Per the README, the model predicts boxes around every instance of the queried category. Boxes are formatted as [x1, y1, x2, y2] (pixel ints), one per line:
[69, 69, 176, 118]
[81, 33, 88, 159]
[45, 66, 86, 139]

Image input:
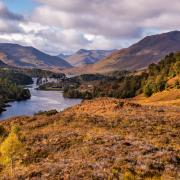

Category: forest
[64, 52, 180, 99]
[0, 69, 32, 113]
[0, 69, 33, 85]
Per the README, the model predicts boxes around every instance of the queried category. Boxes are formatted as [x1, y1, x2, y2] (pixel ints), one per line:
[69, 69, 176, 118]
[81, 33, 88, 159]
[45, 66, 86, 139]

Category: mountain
[61, 49, 116, 67]
[0, 43, 72, 70]
[68, 31, 180, 74]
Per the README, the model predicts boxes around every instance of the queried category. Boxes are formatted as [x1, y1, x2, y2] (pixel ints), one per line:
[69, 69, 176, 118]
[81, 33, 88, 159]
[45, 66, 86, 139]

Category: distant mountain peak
[58, 53, 70, 60]
[77, 49, 88, 53]
[63, 49, 116, 67]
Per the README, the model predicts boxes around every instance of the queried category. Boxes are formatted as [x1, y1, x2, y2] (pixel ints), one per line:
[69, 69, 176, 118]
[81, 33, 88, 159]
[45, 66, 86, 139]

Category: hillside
[133, 89, 180, 106]
[0, 97, 179, 179]
[61, 49, 116, 67]
[64, 31, 180, 74]
[0, 43, 72, 70]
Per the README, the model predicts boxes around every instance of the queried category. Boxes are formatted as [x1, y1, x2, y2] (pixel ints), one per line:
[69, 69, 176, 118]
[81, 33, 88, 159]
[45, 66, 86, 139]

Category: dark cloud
[0, 2, 25, 33]
[33, 0, 180, 39]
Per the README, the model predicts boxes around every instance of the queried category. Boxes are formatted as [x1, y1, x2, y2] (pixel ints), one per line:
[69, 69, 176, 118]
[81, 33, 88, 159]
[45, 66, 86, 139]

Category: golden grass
[0, 97, 179, 179]
[134, 89, 180, 106]
[167, 75, 180, 86]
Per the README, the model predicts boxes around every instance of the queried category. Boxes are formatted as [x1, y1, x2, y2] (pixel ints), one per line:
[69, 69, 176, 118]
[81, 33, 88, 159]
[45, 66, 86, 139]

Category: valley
[42, 52, 180, 101]
[1, 0, 180, 179]
[60, 49, 116, 67]
[0, 31, 179, 180]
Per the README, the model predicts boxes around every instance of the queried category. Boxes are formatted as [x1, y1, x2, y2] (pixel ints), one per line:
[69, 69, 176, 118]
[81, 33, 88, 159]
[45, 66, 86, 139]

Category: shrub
[0, 125, 7, 137]
[124, 171, 136, 180]
[174, 80, 180, 89]
[35, 110, 58, 116]
[144, 83, 153, 97]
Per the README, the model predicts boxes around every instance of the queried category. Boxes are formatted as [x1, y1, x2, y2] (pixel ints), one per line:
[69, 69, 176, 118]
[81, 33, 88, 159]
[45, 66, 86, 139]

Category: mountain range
[60, 49, 116, 67]
[64, 31, 180, 74]
[0, 31, 180, 74]
[0, 43, 72, 70]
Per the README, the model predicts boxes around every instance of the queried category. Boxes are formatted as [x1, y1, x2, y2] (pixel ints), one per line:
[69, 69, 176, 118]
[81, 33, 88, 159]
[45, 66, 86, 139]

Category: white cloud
[84, 34, 95, 41]
[19, 22, 49, 33]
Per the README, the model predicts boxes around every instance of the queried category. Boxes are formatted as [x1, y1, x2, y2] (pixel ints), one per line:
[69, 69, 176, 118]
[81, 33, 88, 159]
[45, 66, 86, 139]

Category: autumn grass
[0, 97, 179, 179]
[134, 89, 180, 106]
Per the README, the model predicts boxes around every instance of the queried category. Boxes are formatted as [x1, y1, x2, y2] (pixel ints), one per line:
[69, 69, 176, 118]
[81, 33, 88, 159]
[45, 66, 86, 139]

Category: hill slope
[133, 89, 180, 106]
[62, 49, 116, 67]
[0, 98, 179, 179]
[0, 43, 72, 70]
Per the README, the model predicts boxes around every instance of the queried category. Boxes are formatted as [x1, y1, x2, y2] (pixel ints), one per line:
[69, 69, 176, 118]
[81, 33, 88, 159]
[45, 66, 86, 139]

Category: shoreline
[0, 97, 31, 115]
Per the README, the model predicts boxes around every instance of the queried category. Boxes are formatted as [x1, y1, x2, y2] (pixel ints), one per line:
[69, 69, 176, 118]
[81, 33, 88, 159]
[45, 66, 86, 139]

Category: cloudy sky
[0, 0, 180, 55]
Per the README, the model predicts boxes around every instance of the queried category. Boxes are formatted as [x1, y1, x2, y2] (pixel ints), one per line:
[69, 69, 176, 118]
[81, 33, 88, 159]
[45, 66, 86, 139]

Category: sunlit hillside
[0, 98, 179, 179]
[134, 88, 180, 106]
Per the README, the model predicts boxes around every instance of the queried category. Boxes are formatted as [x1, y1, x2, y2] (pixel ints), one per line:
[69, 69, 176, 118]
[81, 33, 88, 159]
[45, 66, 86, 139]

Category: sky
[4, 0, 37, 13]
[0, 0, 180, 55]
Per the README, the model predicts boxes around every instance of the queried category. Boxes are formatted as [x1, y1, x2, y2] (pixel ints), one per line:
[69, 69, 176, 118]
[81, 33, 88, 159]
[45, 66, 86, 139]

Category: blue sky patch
[4, 0, 37, 13]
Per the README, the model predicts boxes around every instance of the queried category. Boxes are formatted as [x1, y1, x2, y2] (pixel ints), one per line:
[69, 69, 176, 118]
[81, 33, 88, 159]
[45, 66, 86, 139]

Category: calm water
[0, 83, 81, 120]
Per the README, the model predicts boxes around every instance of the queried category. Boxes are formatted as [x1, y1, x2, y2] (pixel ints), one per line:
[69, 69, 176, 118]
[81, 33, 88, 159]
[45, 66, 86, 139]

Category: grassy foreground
[0, 97, 179, 179]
